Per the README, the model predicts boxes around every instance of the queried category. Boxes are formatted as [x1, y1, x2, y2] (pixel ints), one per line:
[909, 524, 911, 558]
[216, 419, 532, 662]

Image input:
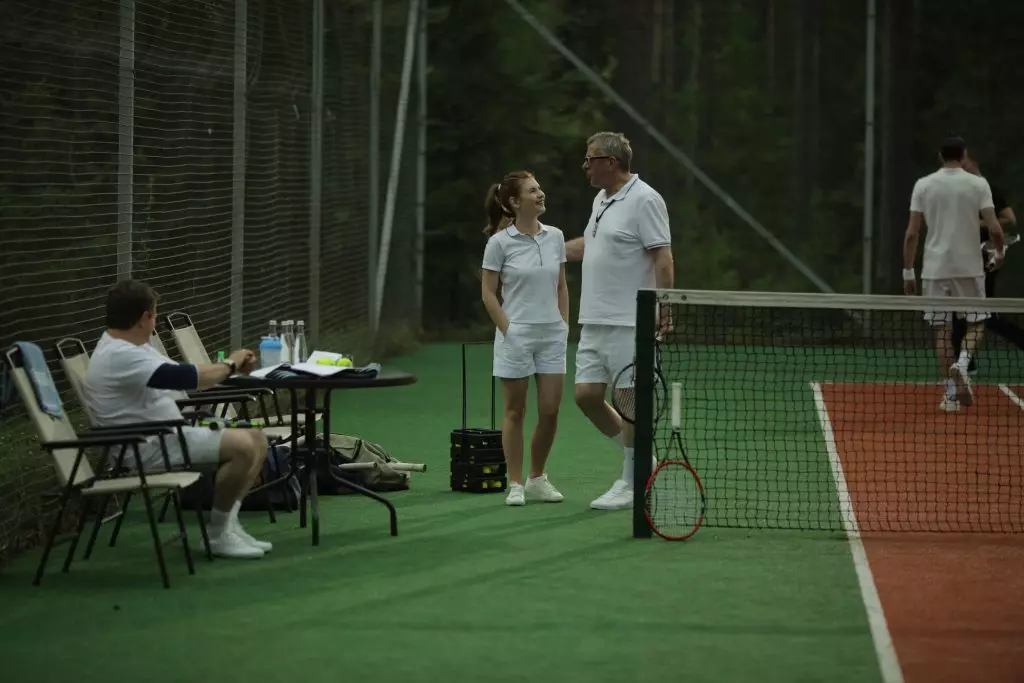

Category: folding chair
[55, 337, 288, 522]
[5, 343, 208, 589]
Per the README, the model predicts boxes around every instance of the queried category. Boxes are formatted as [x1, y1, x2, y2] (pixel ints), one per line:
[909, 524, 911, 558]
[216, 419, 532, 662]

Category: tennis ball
[315, 358, 336, 366]
[335, 357, 354, 368]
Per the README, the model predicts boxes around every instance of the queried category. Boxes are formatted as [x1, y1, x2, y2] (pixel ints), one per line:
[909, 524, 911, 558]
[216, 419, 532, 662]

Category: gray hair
[587, 131, 632, 171]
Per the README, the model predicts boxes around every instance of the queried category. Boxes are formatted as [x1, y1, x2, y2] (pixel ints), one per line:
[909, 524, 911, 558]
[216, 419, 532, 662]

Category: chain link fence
[0, 0, 422, 565]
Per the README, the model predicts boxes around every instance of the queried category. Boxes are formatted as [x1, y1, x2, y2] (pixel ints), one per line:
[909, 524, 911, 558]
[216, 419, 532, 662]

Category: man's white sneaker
[209, 529, 265, 559]
[233, 522, 273, 552]
[590, 479, 633, 510]
[525, 474, 564, 503]
[949, 363, 974, 406]
[939, 396, 960, 413]
[505, 482, 525, 506]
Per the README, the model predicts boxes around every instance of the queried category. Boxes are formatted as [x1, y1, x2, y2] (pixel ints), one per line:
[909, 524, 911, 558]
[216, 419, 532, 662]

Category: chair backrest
[166, 312, 211, 365]
[4, 346, 95, 487]
[56, 338, 96, 425]
[149, 329, 171, 358]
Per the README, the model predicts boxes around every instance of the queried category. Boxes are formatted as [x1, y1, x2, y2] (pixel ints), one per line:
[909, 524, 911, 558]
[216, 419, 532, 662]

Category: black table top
[223, 367, 417, 391]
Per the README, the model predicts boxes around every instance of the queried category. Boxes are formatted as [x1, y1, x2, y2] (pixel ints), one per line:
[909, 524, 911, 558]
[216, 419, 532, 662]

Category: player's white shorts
[574, 324, 636, 389]
[115, 426, 225, 473]
[493, 320, 568, 379]
[921, 276, 989, 326]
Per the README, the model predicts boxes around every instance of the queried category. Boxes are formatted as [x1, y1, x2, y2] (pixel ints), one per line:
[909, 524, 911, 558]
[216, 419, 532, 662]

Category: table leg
[306, 387, 320, 546]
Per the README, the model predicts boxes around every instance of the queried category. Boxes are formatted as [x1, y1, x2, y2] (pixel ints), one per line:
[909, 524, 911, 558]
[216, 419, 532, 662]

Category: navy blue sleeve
[147, 363, 199, 391]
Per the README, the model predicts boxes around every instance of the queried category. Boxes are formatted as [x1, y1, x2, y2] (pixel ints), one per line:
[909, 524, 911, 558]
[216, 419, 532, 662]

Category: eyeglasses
[583, 155, 613, 166]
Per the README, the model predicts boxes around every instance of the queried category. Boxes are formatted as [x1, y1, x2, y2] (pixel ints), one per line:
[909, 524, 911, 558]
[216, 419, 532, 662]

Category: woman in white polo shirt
[480, 170, 569, 506]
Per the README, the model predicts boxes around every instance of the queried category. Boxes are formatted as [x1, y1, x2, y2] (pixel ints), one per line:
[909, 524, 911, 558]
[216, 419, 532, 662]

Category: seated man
[85, 279, 272, 560]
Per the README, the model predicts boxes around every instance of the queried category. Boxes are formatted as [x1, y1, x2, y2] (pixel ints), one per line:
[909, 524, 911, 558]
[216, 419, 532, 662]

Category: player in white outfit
[564, 132, 675, 510]
[903, 136, 1005, 412]
[480, 171, 569, 506]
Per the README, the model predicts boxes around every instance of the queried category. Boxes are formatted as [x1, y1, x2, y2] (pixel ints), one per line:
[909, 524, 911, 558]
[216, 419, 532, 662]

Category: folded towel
[13, 342, 63, 418]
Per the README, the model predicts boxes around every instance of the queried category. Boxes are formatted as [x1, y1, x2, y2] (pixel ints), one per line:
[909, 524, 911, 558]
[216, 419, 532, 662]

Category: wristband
[902, 268, 916, 282]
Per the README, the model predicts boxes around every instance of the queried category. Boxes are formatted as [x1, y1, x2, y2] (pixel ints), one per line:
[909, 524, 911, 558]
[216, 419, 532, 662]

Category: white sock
[621, 447, 635, 485]
[944, 378, 957, 398]
[210, 507, 231, 537]
[230, 500, 242, 527]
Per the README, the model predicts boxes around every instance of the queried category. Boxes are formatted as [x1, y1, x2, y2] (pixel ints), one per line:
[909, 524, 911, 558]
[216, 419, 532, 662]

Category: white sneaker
[209, 529, 265, 559]
[939, 396, 960, 413]
[505, 482, 525, 506]
[233, 521, 273, 552]
[590, 479, 633, 510]
[525, 474, 564, 503]
[949, 363, 973, 406]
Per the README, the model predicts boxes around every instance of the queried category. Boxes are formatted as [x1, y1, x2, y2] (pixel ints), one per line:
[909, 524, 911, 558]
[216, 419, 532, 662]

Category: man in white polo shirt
[903, 136, 1006, 411]
[565, 131, 675, 510]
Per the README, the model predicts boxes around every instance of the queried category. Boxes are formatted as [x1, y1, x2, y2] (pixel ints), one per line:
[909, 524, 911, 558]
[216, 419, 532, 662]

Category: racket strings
[647, 457, 705, 541]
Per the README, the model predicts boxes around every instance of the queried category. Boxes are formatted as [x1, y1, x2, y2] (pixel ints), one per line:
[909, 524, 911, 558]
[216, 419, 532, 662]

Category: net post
[632, 288, 657, 539]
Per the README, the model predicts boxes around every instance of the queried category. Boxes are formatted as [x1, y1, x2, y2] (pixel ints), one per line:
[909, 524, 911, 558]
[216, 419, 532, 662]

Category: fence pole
[117, 0, 135, 280]
[369, 0, 382, 336]
[309, 0, 325, 348]
[373, 0, 420, 334]
[862, 0, 877, 295]
[230, 0, 248, 350]
[414, 0, 427, 329]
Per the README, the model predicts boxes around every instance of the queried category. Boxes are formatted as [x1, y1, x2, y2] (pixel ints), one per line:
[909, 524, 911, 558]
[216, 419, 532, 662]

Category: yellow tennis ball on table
[335, 357, 354, 368]
[315, 358, 336, 366]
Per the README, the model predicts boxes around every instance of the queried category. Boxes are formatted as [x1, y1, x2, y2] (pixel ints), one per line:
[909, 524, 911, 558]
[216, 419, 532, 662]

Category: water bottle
[293, 320, 308, 364]
[280, 320, 294, 366]
[258, 320, 282, 368]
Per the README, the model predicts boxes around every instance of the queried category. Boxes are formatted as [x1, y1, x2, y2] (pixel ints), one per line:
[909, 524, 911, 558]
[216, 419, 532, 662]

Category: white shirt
[579, 174, 672, 326]
[481, 223, 566, 324]
[84, 332, 185, 426]
[910, 167, 994, 279]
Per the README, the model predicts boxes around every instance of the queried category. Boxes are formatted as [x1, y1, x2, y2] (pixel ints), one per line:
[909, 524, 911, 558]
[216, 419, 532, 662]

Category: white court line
[998, 383, 1024, 411]
[810, 382, 905, 683]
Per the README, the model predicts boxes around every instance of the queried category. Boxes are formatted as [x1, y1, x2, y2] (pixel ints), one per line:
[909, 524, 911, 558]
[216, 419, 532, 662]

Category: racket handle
[671, 381, 681, 431]
[335, 462, 378, 471]
[388, 462, 426, 473]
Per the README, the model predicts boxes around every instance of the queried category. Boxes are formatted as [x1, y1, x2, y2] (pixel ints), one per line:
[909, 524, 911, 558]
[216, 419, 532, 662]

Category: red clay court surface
[820, 382, 1024, 683]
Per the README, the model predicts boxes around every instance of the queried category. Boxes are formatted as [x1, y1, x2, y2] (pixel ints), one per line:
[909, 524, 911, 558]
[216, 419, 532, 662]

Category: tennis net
[631, 288, 1024, 535]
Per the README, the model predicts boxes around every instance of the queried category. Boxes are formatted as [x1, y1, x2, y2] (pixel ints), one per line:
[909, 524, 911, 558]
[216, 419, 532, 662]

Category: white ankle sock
[944, 379, 957, 398]
[622, 447, 635, 484]
[956, 351, 970, 372]
[210, 507, 231, 537]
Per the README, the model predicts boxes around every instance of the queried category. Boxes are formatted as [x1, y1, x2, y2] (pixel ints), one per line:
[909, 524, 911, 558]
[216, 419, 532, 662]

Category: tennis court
[0, 340, 1021, 682]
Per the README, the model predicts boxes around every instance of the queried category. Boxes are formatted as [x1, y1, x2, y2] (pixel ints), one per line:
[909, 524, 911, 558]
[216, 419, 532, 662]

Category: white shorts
[115, 426, 225, 473]
[493, 320, 568, 379]
[921, 276, 989, 326]
[574, 324, 636, 388]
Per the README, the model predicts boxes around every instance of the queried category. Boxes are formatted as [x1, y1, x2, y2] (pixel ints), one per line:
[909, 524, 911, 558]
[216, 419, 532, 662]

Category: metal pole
[369, 0, 382, 335]
[309, 0, 325, 348]
[373, 0, 420, 333]
[863, 0, 877, 295]
[414, 0, 427, 328]
[230, 0, 247, 350]
[502, 0, 835, 295]
[117, 0, 135, 280]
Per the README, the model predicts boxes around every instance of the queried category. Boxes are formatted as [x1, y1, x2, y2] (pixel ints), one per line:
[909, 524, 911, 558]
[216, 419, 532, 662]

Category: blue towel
[14, 342, 63, 419]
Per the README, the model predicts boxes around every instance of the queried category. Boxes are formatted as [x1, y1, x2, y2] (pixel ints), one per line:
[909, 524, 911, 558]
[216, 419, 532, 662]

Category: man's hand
[229, 349, 258, 374]
[903, 278, 917, 296]
[657, 303, 673, 337]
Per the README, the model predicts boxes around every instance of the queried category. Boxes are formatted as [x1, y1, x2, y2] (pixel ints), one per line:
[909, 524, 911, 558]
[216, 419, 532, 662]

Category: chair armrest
[42, 433, 149, 450]
[202, 385, 274, 397]
[87, 419, 187, 434]
[176, 394, 256, 408]
[184, 388, 264, 401]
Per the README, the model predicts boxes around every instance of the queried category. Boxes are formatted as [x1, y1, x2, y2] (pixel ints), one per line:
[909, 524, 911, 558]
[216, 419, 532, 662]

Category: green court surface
[0, 343, 894, 683]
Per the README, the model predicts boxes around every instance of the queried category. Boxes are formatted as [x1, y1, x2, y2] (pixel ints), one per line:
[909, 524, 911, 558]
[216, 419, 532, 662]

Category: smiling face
[510, 175, 547, 219]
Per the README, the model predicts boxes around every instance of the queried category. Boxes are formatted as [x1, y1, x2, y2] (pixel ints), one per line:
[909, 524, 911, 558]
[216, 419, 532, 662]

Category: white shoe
[939, 396, 960, 413]
[233, 521, 273, 552]
[505, 482, 525, 506]
[525, 474, 564, 503]
[209, 529, 265, 559]
[949, 363, 973, 406]
[590, 479, 633, 510]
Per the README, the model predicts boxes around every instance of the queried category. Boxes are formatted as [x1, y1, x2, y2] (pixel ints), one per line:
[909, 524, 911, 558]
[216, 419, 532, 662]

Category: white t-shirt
[579, 174, 672, 327]
[84, 332, 185, 426]
[482, 223, 566, 324]
[910, 167, 994, 279]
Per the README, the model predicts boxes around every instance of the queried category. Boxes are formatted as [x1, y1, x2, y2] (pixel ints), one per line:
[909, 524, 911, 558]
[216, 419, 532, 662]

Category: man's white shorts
[118, 426, 225, 473]
[493, 320, 568, 379]
[574, 324, 636, 388]
[921, 276, 989, 326]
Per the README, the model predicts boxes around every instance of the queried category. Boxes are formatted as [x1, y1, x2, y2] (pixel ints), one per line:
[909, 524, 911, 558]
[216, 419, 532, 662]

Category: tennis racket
[644, 381, 706, 542]
[983, 233, 1019, 269]
[610, 337, 668, 425]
